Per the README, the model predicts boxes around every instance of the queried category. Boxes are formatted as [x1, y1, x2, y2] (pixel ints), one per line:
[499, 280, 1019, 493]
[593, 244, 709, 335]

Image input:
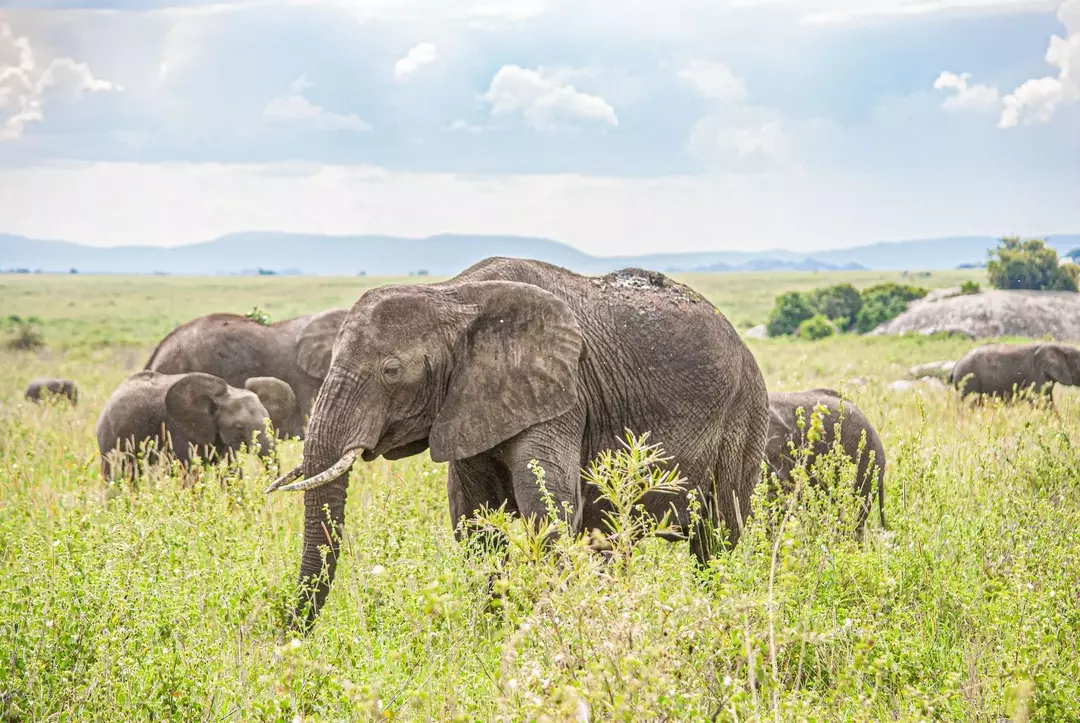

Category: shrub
[960, 280, 980, 295]
[766, 291, 816, 337]
[987, 236, 1078, 292]
[854, 282, 928, 334]
[798, 313, 835, 340]
[4, 315, 45, 351]
[807, 283, 862, 331]
[245, 307, 272, 326]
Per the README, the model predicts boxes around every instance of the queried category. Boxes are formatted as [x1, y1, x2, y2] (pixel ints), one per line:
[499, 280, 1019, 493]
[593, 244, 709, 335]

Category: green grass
[1, 270, 1078, 721]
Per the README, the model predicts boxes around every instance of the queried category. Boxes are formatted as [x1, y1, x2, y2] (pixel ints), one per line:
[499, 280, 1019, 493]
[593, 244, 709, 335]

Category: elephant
[96, 370, 294, 481]
[266, 257, 770, 629]
[25, 378, 79, 405]
[143, 308, 348, 439]
[765, 389, 886, 533]
[951, 342, 1080, 405]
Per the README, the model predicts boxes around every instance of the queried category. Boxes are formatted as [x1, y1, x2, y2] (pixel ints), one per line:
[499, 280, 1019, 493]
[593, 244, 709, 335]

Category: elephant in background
[951, 342, 1080, 405]
[267, 257, 769, 630]
[765, 389, 886, 533]
[96, 370, 293, 480]
[25, 378, 79, 405]
[144, 308, 347, 439]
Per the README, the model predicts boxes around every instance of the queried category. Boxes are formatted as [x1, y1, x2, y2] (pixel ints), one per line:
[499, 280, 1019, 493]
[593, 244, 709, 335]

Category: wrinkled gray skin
[951, 342, 1080, 405]
[765, 389, 886, 533]
[283, 257, 769, 629]
[25, 378, 79, 405]
[96, 370, 292, 480]
[144, 308, 347, 439]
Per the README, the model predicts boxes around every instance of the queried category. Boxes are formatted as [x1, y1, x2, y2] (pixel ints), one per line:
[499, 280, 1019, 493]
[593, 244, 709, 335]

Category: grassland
[2, 269, 1078, 722]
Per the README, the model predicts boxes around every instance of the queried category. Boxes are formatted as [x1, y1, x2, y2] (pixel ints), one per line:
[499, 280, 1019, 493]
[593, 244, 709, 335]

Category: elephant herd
[20, 256, 1077, 631]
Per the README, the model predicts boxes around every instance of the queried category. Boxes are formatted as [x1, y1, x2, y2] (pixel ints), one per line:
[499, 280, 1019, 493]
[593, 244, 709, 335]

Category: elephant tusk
[264, 464, 304, 493]
[274, 449, 360, 493]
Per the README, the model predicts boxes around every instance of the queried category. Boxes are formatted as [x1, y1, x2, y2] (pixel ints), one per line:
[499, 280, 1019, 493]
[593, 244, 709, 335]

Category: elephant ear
[1035, 344, 1079, 386]
[296, 308, 348, 380]
[165, 373, 229, 445]
[429, 281, 585, 463]
[245, 376, 297, 432]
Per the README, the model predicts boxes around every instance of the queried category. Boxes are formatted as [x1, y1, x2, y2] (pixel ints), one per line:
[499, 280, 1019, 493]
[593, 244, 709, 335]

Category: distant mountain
[2, 231, 1078, 276]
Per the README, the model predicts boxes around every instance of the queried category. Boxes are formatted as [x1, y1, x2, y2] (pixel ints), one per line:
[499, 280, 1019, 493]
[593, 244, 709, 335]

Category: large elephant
[765, 389, 886, 533]
[951, 342, 1080, 404]
[96, 370, 293, 480]
[267, 257, 770, 629]
[144, 308, 348, 439]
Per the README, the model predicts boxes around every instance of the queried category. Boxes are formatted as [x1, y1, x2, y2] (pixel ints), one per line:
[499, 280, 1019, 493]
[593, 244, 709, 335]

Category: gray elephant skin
[765, 389, 886, 533]
[96, 370, 292, 480]
[25, 378, 79, 405]
[143, 308, 347, 439]
[951, 342, 1080, 404]
[269, 257, 770, 629]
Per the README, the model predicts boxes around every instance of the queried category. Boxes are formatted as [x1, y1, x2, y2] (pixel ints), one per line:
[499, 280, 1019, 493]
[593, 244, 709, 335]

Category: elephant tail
[877, 468, 886, 530]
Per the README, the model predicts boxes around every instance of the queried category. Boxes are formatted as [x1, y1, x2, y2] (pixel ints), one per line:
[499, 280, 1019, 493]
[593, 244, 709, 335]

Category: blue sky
[0, 0, 1077, 254]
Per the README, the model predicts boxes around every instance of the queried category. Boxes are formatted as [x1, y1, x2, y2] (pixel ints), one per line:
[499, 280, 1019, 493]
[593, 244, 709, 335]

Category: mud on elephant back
[143, 307, 347, 439]
[96, 370, 295, 483]
[266, 256, 771, 632]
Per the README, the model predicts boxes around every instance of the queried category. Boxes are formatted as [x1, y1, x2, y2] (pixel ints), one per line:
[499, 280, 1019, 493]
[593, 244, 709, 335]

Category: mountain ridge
[2, 231, 1078, 275]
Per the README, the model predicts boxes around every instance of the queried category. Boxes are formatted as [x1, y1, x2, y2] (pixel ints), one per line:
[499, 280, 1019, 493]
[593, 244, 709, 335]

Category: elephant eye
[381, 358, 403, 381]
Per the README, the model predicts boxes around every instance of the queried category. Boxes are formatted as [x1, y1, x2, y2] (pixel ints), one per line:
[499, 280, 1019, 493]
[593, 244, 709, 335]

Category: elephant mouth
[364, 437, 430, 461]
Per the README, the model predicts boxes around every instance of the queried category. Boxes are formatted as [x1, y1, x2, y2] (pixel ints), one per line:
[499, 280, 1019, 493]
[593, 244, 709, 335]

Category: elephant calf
[765, 389, 886, 532]
[96, 370, 294, 480]
[951, 342, 1080, 405]
[25, 378, 79, 405]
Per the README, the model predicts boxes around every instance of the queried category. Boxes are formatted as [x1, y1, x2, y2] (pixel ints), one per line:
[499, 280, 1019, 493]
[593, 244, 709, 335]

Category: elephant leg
[447, 455, 515, 559]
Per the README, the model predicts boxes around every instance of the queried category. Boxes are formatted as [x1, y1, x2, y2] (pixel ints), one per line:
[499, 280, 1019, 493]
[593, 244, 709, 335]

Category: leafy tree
[854, 282, 928, 334]
[987, 236, 1078, 292]
[766, 291, 816, 337]
[798, 314, 835, 340]
[807, 283, 862, 331]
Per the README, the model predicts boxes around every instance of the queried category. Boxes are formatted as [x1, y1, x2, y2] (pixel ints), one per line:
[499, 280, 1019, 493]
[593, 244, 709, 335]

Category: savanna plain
[1, 269, 1078, 722]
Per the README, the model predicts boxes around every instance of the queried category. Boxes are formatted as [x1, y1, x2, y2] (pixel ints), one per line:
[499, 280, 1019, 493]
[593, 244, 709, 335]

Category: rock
[744, 324, 768, 339]
[869, 290, 1080, 341]
[908, 360, 955, 381]
[887, 377, 949, 393]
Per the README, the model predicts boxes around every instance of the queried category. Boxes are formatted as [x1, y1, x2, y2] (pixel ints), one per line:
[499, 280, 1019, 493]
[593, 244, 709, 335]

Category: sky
[0, 0, 1077, 255]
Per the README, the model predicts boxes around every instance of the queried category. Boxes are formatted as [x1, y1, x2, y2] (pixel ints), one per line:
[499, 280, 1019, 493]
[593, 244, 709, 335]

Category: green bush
[960, 280, 980, 295]
[854, 282, 928, 334]
[987, 236, 1078, 292]
[807, 283, 862, 331]
[766, 291, 816, 337]
[798, 313, 835, 340]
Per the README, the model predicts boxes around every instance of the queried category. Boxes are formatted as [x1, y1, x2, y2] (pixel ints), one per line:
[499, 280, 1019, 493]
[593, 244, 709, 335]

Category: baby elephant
[765, 389, 886, 532]
[951, 342, 1080, 405]
[96, 370, 294, 480]
[25, 378, 79, 405]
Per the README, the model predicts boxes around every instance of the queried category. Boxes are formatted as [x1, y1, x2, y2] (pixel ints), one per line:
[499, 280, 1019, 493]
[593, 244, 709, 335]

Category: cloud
[931, 0, 1078, 128]
[932, 71, 1002, 113]
[263, 74, 371, 131]
[393, 42, 439, 82]
[676, 61, 747, 102]
[790, 0, 1061, 25]
[0, 22, 121, 141]
[445, 118, 484, 133]
[481, 65, 618, 130]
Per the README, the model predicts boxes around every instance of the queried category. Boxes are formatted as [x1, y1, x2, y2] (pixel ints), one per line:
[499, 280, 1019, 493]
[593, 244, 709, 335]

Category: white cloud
[788, 0, 1061, 25]
[445, 118, 484, 133]
[481, 64, 618, 130]
[1, 161, 1076, 254]
[0, 22, 121, 141]
[393, 42, 439, 82]
[263, 75, 371, 132]
[677, 61, 747, 102]
[932, 71, 1002, 113]
[932, 0, 1079, 128]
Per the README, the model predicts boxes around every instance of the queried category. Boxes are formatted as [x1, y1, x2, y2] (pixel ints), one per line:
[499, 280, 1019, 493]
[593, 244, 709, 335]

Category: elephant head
[1034, 344, 1080, 387]
[267, 281, 585, 628]
[165, 372, 277, 459]
[295, 308, 348, 381]
[244, 376, 299, 437]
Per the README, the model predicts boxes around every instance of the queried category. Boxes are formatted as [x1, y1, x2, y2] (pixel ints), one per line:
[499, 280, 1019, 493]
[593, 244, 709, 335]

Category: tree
[807, 283, 862, 331]
[854, 282, 928, 334]
[987, 236, 1078, 292]
[766, 291, 816, 337]
[798, 314, 835, 340]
